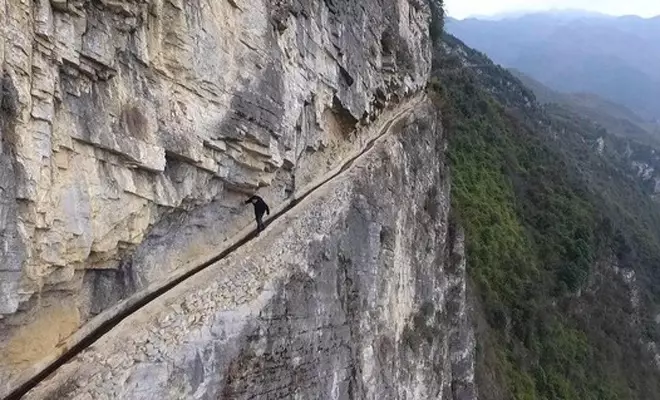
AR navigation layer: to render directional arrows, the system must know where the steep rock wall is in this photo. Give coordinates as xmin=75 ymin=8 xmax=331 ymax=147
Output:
xmin=0 ymin=0 xmax=432 ymax=386
xmin=22 ymin=99 xmax=476 ymax=400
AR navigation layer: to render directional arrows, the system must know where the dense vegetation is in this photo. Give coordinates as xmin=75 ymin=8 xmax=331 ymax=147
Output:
xmin=430 ymin=32 xmax=660 ymax=400
xmin=511 ymin=69 xmax=660 ymax=147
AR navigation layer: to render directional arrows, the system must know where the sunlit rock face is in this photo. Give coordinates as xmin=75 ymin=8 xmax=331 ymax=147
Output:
xmin=23 ymin=99 xmax=476 ymax=400
xmin=1 ymin=1 xmax=478 ymax=398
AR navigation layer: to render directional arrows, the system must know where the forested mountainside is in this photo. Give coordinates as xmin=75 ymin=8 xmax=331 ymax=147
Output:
xmin=446 ymin=13 xmax=660 ymax=121
xmin=430 ymin=31 xmax=660 ymax=399
xmin=510 ymin=69 xmax=660 ymax=147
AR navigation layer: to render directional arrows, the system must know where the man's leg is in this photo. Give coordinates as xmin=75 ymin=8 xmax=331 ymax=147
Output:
xmin=256 ymin=213 xmax=264 ymax=233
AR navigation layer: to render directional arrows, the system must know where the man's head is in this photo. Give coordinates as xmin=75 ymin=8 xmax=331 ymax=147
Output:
xmin=245 ymin=195 xmax=259 ymax=205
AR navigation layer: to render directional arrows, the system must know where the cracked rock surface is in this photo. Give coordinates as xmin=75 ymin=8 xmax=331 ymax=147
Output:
xmin=25 ymin=99 xmax=476 ymax=400
xmin=0 ymin=0 xmax=433 ymax=386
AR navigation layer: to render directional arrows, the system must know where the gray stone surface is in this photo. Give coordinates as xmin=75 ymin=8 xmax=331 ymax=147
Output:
xmin=1 ymin=94 xmax=25 ymax=315
xmin=24 ymin=99 xmax=476 ymax=400
xmin=0 ymin=0 xmax=433 ymax=385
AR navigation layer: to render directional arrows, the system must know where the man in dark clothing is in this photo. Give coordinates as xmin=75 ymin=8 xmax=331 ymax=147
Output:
xmin=245 ymin=195 xmax=270 ymax=233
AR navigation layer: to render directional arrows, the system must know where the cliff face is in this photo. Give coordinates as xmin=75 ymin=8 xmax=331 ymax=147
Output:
xmin=22 ymin=98 xmax=476 ymax=400
xmin=0 ymin=0 xmax=474 ymax=397
xmin=0 ymin=0 xmax=431 ymax=383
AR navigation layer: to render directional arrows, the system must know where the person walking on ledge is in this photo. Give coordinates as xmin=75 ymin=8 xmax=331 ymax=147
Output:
xmin=245 ymin=195 xmax=270 ymax=234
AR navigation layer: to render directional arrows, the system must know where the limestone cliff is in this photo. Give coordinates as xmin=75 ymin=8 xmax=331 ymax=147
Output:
xmin=0 ymin=0 xmax=475 ymax=398
xmin=18 ymin=96 xmax=475 ymax=400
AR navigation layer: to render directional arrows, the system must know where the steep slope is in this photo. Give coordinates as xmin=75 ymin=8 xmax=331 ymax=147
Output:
xmin=510 ymin=69 xmax=660 ymax=146
xmin=432 ymin=33 xmax=660 ymax=400
xmin=446 ymin=13 xmax=660 ymax=121
xmin=0 ymin=0 xmax=433 ymax=393
xmin=510 ymin=70 xmax=660 ymax=203
xmin=18 ymin=96 xmax=477 ymax=400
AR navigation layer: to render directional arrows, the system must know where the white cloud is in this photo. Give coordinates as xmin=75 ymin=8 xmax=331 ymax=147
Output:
xmin=444 ymin=0 xmax=660 ymax=19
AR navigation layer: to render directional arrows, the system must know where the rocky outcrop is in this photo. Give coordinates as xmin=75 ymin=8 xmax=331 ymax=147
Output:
xmin=0 ymin=0 xmax=433 ymax=388
xmin=22 ymin=98 xmax=476 ymax=400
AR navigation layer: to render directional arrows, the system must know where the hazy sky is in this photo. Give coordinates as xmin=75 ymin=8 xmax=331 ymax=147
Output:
xmin=444 ymin=0 xmax=660 ymax=19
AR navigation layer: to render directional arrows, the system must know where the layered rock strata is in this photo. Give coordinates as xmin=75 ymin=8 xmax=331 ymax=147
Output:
xmin=23 ymin=99 xmax=477 ymax=400
xmin=0 ymin=0 xmax=432 ymax=389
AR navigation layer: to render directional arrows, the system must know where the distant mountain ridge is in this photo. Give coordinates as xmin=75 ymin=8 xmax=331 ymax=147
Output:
xmin=510 ymin=69 xmax=660 ymax=145
xmin=462 ymin=9 xmax=613 ymax=21
xmin=446 ymin=11 xmax=660 ymax=121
